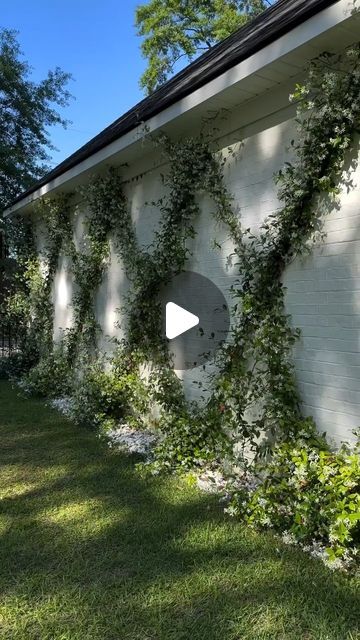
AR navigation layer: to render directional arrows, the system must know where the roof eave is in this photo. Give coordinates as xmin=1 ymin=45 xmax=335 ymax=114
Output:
xmin=5 ymin=0 xmax=355 ymax=216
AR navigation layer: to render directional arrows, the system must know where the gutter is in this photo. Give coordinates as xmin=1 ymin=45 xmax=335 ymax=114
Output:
xmin=6 ymin=0 xmax=340 ymax=210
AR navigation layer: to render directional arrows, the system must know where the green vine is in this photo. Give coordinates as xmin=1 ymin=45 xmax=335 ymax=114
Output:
xmin=1 ymin=195 xmax=72 ymax=378
xmin=2 ymin=43 xmax=360 ymax=573
xmin=211 ymin=48 xmax=360 ymax=459
xmin=5 ymin=46 xmax=360 ymax=472
xmin=66 ymin=172 xmax=127 ymax=359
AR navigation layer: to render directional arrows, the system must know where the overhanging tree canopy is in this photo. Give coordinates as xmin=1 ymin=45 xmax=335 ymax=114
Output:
xmin=135 ymin=0 xmax=272 ymax=94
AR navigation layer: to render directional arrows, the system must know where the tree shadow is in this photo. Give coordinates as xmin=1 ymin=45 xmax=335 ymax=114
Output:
xmin=0 ymin=383 xmax=359 ymax=639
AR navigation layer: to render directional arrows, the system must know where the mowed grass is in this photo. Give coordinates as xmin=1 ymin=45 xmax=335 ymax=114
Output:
xmin=0 ymin=381 xmax=359 ymax=640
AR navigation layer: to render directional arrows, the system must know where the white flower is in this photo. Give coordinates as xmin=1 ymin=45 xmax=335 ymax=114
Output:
xmin=278 ymin=505 xmax=293 ymax=516
xmin=309 ymin=543 xmax=327 ymax=561
xmin=49 ymin=397 xmax=74 ymax=417
xmin=325 ymin=557 xmax=345 ymax=571
xmin=16 ymin=379 xmax=31 ymax=394
xmin=282 ymin=531 xmax=297 ymax=545
xmin=308 ymin=451 xmax=319 ymax=463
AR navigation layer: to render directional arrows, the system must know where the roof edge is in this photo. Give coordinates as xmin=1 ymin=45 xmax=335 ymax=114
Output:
xmin=6 ymin=0 xmax=340 ymax=210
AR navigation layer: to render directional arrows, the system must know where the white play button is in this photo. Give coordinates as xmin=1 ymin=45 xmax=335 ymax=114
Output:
xmin=159 ymin=271 xmax=230 ymax=369
xmin=165 ymin=302 xmax=199 ymax=340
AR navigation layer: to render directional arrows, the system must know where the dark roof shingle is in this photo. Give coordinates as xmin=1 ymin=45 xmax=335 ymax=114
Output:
xmin=9 ymin=0 xmax=339 ymax=207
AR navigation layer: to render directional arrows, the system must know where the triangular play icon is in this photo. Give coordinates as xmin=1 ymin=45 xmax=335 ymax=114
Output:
xmin=166 ymin=302 xmax=199 ymax=340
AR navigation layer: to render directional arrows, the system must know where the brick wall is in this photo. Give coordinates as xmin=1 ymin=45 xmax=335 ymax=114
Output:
xmin=51 ymin=94 xmax=360 ymax=446
xmin=283 ymin=148 xmax=360 ymax=446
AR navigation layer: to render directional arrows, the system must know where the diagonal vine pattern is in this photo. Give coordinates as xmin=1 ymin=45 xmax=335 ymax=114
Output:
xmin=3 ymin=46 xmax=360 ymax=569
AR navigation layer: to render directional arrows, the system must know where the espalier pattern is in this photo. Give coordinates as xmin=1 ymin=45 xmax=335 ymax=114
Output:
xmin=3 ymin=46 xmax=360 ymax=571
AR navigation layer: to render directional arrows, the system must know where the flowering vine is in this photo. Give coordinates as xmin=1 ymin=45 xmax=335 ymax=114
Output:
xmin=3 ymin=45 xmax=360 ymax=570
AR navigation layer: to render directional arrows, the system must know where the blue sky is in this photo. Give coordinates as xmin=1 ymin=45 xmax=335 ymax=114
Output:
xmin=2 ymin=0 xmax=146 ymax=166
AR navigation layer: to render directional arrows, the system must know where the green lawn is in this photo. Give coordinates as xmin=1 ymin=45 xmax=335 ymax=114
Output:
xmin=0 ymin=381 xmax=359 ymax=640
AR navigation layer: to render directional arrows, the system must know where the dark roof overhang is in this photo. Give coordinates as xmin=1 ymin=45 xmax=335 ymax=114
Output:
xmin=7 ymin=0 xmax=339 ymax=208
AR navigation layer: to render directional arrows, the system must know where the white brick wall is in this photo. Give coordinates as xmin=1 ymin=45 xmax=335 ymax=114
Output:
xmin=52 ymin=94 xmax=360 ymax=446
xmin=283 ymin=143 xmax=360 ymax=446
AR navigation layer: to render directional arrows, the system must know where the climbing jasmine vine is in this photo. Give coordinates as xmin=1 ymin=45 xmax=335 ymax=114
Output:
xmin=3 ymin=45 xmax=360 ymax=571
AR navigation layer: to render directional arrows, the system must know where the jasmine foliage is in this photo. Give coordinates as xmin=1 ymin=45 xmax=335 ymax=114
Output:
xmin=111 ymin=134 xmax=237 ymax=468
xmin=70 ymin=349 xmax=151 ymax=433
xmin=221 ymin=47 xmax=360 ymax=570
xmin=226 ymin=422 xmax=360 ymax=571
xmin=1 ymin=195 xmax=72 ymax=378
xmin=212 ymin=48 xmax=360 ymax=462
xmin=4 ymin=46 xmax=360 ymax=570
xmin=24 ymin=341 xmax=74 ymax=398
xmin=67 ymin=170 xmax=128 ymax=359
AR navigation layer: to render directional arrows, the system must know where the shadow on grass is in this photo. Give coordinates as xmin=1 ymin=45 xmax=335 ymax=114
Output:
xmin=0 ymin=381 xmax=359 ymax=640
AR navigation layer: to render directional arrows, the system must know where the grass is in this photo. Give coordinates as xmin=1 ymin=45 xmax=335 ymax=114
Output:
xmin=0 ymin=381 xmax=359 ymax=639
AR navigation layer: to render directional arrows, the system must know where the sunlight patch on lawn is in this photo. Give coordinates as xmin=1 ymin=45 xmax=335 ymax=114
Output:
xmin=37 ymin=499 xmax=131 ymax=533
